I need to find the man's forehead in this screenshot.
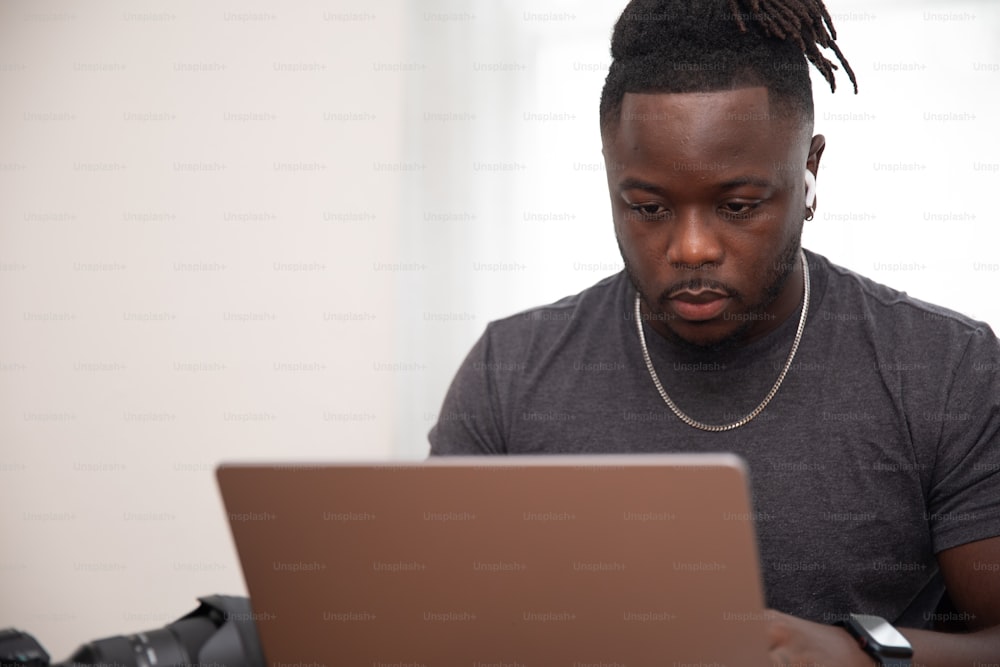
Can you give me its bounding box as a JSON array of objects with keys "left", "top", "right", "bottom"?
[{"left": 607, "top": 87, "right": 808, "bottom": 164}]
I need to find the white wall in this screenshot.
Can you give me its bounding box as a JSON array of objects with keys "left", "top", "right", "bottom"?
[
  {"left": 0, "top": 0, "right": 408, "bottom": 655},
  {"left": 0, "top": 0, "right": 997, "bottom": 658}
]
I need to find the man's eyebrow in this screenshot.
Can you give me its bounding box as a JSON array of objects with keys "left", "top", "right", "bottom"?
[
  {"left": 617, "top": 177, "right": 667, "bottom": 194},
  {"left": 718, "top": 176, "right": 774, "bottom": 189},
  {"left": 617, "top": 175, "right": 775, "bottom": 194}
]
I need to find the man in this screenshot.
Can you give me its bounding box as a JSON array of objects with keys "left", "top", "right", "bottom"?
[{"left": 429, "top": 0, "right": 1000, "bottom": 664}]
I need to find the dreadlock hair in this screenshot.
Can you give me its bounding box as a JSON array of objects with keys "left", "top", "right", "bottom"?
[{"left": 599, "top": 0, "right": 857, "bottom": 135}]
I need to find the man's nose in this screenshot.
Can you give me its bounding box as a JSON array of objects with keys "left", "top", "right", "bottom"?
[{"left": 665, "top": 209, "right": 724, "bottom": 268}]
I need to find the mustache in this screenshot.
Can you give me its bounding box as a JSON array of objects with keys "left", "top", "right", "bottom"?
[{"left": 658, "top": 279, "right": 740, "bottom": 305}]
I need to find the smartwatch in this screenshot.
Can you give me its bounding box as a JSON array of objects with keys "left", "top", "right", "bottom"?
[{"left": 839, "top": 613, "right": 913, "bottom": 667}]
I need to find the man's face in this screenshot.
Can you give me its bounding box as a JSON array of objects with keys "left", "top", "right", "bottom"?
[{"left": 602, "top": 87, "right": 822, "bottom": 350}]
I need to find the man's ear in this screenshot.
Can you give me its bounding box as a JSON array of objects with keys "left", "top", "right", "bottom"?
[{"left": 807, "top": 134, "right": 826, "bottom": 174}]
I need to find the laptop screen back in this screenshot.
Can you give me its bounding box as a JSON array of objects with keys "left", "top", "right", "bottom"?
[{"left": 217, "top": 454, "right": 770, "bottom": 666}]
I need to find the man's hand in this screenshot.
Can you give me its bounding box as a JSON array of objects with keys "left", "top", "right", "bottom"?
[{"left": 766, "top": 609, "right": 876, "bottom": 667}]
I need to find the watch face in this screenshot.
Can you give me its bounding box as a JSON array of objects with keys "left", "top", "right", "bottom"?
[{"left": 850, "top": 614, "right": 913, "bottom": 657}]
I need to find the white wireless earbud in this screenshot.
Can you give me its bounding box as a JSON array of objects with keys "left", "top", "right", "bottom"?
[{"left": 804, "top": 170, "right": 817, "bottom": 209}]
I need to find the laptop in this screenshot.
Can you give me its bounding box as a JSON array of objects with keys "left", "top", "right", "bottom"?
[{"left": 217, "top": 454, "right": 771, "bottom": 666}]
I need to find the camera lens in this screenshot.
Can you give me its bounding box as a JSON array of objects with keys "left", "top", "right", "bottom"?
[
  {"left": 65, "top": 614, "right": 218, "bottom": 667},
  {"left": 57, "top": 596, "right": 263, "bottom": 667}
]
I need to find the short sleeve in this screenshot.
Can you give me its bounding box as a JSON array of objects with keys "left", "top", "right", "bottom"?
[
  {"left": 428, "top": 326, "right": 507, "bottom": 456},
  {"left": 927, "top": 325, "right": 1000, "bottom": 552}
]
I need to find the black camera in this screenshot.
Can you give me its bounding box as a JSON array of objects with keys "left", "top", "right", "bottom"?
[{"left": 0, "top": 595, "right": 264, "bottom": 667}]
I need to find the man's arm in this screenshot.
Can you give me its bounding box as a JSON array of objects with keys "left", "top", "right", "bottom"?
[
  {"left": 897, "top": 536, "right": 1000, "bottom": 663},
  {"left": 767, "top": 535, "right": 1000, "bottom": 666},
  {"left": 428, "top": 326, "right": 507, "bottom": 456}
]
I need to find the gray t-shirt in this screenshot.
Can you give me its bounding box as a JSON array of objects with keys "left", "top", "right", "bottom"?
[{"left": 428, "top": 249, "right": 1000, "bottom": 628}]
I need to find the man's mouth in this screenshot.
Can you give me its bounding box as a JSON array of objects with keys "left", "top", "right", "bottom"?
[{"left": 668, "top": 289, "right": 731, "bottom": 322}]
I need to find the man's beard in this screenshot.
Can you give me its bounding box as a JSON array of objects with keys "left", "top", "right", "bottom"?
[{"left": 619, "top": 233, "right": 802, "bottom": 354}]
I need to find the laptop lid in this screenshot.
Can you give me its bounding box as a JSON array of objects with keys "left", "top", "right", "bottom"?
[{"left": 217, "top": 454, "right": 770, "bottom": 666}]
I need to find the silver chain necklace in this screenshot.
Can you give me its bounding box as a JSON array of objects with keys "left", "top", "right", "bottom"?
[{"left": 633, "top": 249, "right": 810, "bottom": 432}]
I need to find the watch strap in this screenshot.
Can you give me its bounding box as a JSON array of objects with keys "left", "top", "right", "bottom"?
[{"left": 879, "top": 658, "right": 910, "bottom": 667}]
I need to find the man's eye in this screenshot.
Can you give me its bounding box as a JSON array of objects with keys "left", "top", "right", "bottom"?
[
  {"left": 721, "top": 201, "right": 760, "bottom": 218},
  {"left": 628, "top": 203, "right": 666, "bottom": 218}
]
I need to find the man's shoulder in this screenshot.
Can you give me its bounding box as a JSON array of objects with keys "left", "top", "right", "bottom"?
[
  {"left": 811, "top": 249, "right": 994, "bottom": 340},
  {"left": 482, "top": 271, "right": 628, "bottom": 351}
]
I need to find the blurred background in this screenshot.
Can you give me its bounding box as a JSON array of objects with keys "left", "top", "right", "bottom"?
[{"left": 1, "top": 0, "right": 997, "bottom": 657}]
